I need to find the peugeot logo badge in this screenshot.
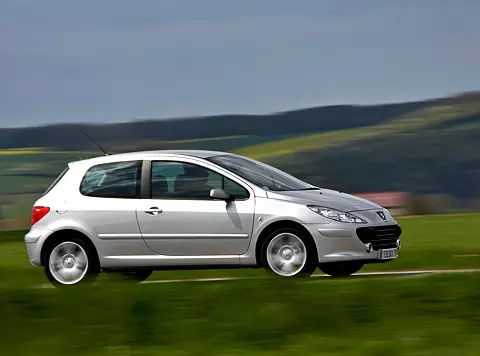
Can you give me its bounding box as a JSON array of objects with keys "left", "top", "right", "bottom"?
[{"left": 377, "top": 211, "right": 386, "bottom": 220}]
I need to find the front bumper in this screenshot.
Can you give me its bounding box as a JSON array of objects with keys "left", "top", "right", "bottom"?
[{"left": 305, "top": 221, "right": 402, "bottom": 264}]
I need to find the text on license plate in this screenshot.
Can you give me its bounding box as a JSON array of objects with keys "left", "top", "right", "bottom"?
[{"left": 378, "top": 248, "right": 398, "bottom": 260}]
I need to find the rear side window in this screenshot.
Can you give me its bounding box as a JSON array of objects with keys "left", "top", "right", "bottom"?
[
  {"left": 80, "top": 161, "right": 142, "bottom": 199},
  {"left": 43, "top": 166, "right": 69, "bottom": 196}
]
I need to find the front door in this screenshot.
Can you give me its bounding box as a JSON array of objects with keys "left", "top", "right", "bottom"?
[{"left": 135, "top": 160, "right": 255, "bottom": 256}]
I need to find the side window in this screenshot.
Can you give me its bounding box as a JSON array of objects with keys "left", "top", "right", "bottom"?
[
  {"left": 80, "top": 161, "right": 142, "bottom": 198},
  {"left": 151, "top": 161, "right": 184, "bottom": 193},
  {"left": 151, "top": 161, "right": 221, "bottom": 199},
  {"left": 151, "top": 161, "right": 248, "bottom": 200}
]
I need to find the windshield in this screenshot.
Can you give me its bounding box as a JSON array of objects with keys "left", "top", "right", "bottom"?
[{"left": 207, "top": 154, "right": 315, "bottom": 191}]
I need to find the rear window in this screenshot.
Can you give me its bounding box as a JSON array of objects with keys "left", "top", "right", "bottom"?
[
  {"left": 43, "top": 167, "right": 69, "bottom": 196},
  {"left": 80, "top": 160, "right": 142, "bottom": 199}
]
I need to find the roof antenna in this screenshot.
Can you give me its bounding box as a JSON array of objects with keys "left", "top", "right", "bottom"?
[{"left": 80, "top": 129, "right": 109, "bottom": 156}]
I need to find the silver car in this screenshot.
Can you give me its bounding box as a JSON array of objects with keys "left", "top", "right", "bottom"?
[{"left": 25, "top": 150, "right": 402, "bottom": 286}]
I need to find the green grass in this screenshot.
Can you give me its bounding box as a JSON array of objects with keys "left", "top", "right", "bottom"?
[
  {"left": 0, "top": 274, "right": 480, "bottom": 355},
  {"left": 168, "top": 133, "right": 303, "bottom": 151},
  {"left": 0, "top": 175, "right": 52, "bottom": 195},
  {"left": 365, "top": 214, "right": 480, "bottom": 271},
  {"left": 0, "top": 151, "right": 98, "bottom": 217},
  {"left": 0, "top": 147, "right": 49, "bottom": 155},
  {"left": 1, "top": 215, "right": 480, "bottom": 355},
  {"left": 0, "top": 194, "right": 39, "bottom": 219},
  {"left": 234, "top": 103, "right": 480, "bottom": 160}
]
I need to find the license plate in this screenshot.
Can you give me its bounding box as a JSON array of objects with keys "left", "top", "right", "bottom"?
[{"left": 378, "top": 248, "right": 398, "bottom": 260}]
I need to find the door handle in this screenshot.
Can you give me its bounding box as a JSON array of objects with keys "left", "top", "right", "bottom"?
[{"left": 145, "top": 207, "right": 162, "bottom": 215}]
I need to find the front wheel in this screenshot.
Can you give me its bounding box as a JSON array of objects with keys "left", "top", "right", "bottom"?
[
  {"left": 318, "top": 262, "right": 363, "bottom": 277},
  {"left": 261, "top": 228, "right": 317, "bottom": 278}
]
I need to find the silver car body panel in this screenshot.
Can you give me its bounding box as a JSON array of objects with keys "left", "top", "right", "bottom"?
[{"left": 25, "top": 150, "right": 400, "bottom": 269}]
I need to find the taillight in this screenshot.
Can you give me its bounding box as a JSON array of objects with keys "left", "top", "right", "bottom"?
[{"left": 32, "top": 206, "right": 50, "bottom": 225}]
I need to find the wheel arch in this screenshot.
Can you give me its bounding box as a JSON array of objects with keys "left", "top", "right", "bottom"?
[
  {"left": 40, "top": 229, "right": 100, "bottom": 269},
  {"left": 254, "top": 220, "right": 318, "bottom": 267}
]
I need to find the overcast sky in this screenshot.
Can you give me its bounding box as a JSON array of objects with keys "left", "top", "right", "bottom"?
[{"left": 1, "top": 0, "right": 479, "bottom": 127}]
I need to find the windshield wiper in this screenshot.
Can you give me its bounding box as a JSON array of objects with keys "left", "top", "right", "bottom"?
[{"left": 297, "top": 187, "right": 321, "bottom": 191}]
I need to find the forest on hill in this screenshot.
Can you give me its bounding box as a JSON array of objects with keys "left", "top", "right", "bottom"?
[{"left": 0, "top": 100, "right": 433, "bottom": 150}]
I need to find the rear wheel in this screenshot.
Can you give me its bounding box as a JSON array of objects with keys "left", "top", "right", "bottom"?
[
  {"left": 104, "top": 269, "right": 153, "bottom": 283},
  {"left": 261, "top": 227, "right": 317, "bottom": 278},
  {"left": 318, "top": 262, "right": 363, "bottom": 277},
  {"left": 44, "top": 237, "right": 99, "bottom": 287}
]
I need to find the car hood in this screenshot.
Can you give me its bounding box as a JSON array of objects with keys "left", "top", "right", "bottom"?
[{"left": 266, "top": 188, "right": 383, "bottom": 212}]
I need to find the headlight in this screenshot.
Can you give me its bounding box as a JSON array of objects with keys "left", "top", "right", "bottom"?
[{"left": 308, "top": 206, "right": 367, "bottom": 224}]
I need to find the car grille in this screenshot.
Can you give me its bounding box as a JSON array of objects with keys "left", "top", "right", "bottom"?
[{"left": 356, "top": 225, "right": 402, "bottom": 250}]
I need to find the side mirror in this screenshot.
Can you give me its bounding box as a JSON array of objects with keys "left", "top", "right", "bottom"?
[{"left": 210, "top": 189, "right": 233, "bottom": 202}]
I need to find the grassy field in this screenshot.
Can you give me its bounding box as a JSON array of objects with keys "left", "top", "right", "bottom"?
[
  {"left": 234, "top": 103, "right": 480, "bottom": 160},
  {"left": 0, "top": 148, "right": 48, "bottom": 155},
  {"left": 1, "top": 214, "right": 480, "bottom": 355},
  {"left": 0, "top": 151, "right": 97, "bottom": 221},
  {"left": 0, "top": 273, "right": 479, "bottom": 355}
]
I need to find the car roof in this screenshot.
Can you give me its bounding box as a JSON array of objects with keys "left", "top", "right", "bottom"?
[{"left": 68, "top": 149, "right": 234, "bottom": 167}]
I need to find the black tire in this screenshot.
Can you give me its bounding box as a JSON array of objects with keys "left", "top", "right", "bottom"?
[
  {"left": 318, "top": 262, "right": 363, "bottom": 277},
  {"left": 43, "top": 236, "right": 100, "bottom": 287},
  {"left": 261, "top": 227, "right": 317, "bottom": 278},
  {"left": 104, "top": 269, "right": 153, "bottom": 283}
]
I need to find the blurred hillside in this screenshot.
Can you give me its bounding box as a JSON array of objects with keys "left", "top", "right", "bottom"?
[
  {"left": 0, "top": 91, "right": 479, "bottom": 227},
  {"left": 0, "top": 99, "right": 436, "bottom": 151}
]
